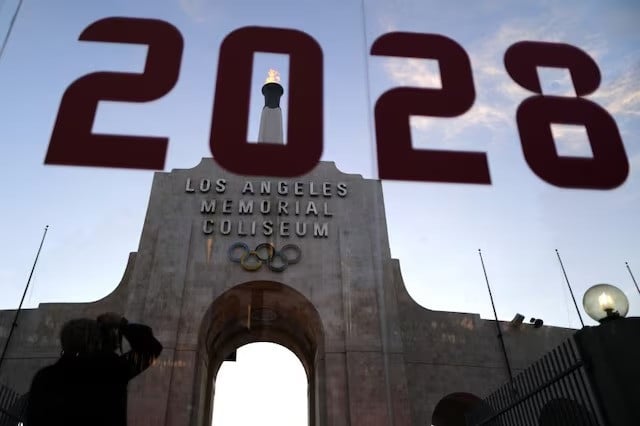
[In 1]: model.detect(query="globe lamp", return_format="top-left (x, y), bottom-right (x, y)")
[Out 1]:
top-left (582, 284), bottom-right (629, 323)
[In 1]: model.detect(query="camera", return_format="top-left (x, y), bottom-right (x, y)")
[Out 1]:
top-left (96, 313), bottom-right (126, 353)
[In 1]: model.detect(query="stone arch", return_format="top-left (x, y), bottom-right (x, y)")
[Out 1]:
top-left (432, 392), bottom-right (485, 426)
top-left (191, 280), bottom-right (326, 426)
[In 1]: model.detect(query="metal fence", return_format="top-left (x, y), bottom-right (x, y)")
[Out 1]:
top-left (466, 338), bottom-right (605, 426)
top-left (0, 383), bottom-right (26, 426)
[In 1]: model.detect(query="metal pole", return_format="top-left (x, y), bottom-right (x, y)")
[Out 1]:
top-left (554, 249), bottom-right (584, 328)
top-left (478, 249), bottom-right (514, 383)
top-left (625, 261), bottom-right (640, 296)
top-left (0, 225), bottom-right (49, 373)
top-left (0, 0), bottom-right (24, 62)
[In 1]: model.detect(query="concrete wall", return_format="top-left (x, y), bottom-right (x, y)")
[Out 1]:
top-left (390, 260), bottom-right (574, 425)
top-left (0, 159), bottom-right (575, 425)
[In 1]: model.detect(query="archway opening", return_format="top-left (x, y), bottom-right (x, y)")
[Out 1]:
top-left (211, 342), bottom-right (308, 426)
top-left (194, 280), bottom-right (325, 426)
top-left (432, 392), bottom-right (483, 426)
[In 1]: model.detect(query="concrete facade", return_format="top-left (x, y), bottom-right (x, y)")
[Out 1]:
top-left (0, 159), bottom-right (574, 425)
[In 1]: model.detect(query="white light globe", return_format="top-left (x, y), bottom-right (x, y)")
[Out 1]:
top-left (582, 283), bottom-right (629, 323)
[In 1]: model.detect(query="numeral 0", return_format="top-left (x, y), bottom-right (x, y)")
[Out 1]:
top-left (211, 27), bottom-right (322, 177)
top-left (45, 17), bottom-right (629, 189)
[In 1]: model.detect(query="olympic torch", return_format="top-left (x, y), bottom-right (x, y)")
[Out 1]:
top-left (258, 69), bottom-right (284, 144)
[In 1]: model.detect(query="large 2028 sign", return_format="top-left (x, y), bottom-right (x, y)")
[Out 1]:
top-left (44, 17), bottom-right (629, 190)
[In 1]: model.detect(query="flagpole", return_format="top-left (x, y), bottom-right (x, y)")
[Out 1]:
top-left (555, 249), bottom-right (584, 328)
top-left (625, 261), bottom-right (640, 296)
top-left (0, 0), bottom-right (24, 62)
top-left (0, 225), bottom-right (49, 373)
top-left (478, 249), bottom-right (513, 383)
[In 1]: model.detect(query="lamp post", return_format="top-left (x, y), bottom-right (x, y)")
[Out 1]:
top-left (574, 284), bottom-right (639, 426)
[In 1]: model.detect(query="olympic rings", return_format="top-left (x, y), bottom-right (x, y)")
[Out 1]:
top-left (227, 242), bottom-right (301, 272)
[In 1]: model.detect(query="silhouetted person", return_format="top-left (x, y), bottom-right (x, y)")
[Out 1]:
top-left (26, 313), bottom-right (162, 426)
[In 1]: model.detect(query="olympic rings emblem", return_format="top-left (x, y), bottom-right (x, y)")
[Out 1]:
top-left (227, 242), bottom-right (302, 272)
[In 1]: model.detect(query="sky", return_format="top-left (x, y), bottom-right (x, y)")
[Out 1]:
top-left (0, 0), bottom-right (638, 424)
top-left (212, 342), bottom-right (307, 426)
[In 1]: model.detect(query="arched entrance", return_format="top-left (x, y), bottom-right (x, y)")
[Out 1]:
top-left (432, 392), bottom-right (484, 426)
top-left (192, 281), bottom-right (325, 426)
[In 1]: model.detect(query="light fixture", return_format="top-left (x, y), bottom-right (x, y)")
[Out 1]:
top-left (510, 313), bottom-right (524, 327)
top-left (582, 283), bottom-right (629, 323)
top-left (529, 318), bottom-right (544, 328)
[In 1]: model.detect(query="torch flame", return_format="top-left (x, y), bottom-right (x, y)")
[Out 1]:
top-left (265, 69), bottom-right (281, 84)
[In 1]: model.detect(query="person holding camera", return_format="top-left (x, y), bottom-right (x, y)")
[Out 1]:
top-left (26, 313), bottom-right (162, 426)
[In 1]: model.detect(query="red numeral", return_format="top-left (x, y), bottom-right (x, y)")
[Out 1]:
top-left (210, 27), bottom-right (323, 177)
top-left (45, 17), bottom-right (183, 169)
top-left (370, 32), bottom-right (490, 184)
top-left (504, 41), bottom-right (628, 189)
top-left (45, 19), bottom-right (627, 190)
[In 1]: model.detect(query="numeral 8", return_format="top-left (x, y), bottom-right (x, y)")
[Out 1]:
top-left (504, 41), bottom-right (629, 189)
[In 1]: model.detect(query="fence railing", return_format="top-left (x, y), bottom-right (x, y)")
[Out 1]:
top-left (0, 383), bottom-right (26, 426)
top-left (466, 337), bottom-right (605, 426)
